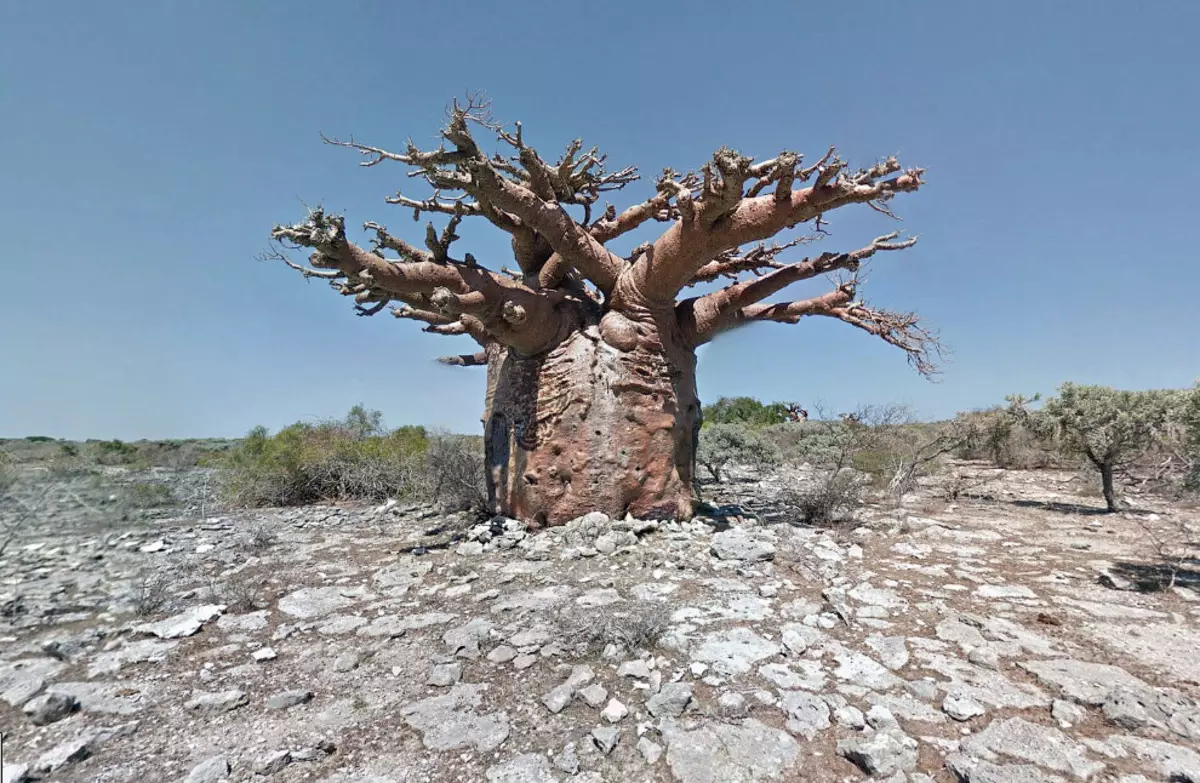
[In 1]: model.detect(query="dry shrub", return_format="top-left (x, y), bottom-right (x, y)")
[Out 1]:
top-left (783, 470), bottom-right (865, 527)
top-left (242, 522), bottom-right (278, 552)
top-left (222, 408), bottom-right (429, 506)
top-left (938, 468), bottom-right (1000, 501)
top-left (1132, 515), bottom-right (1200, 591)
top-left (221, 570), bottom-right (267, 611)
top-left (131, 572), bottom-right (173, 616)
top-left (422, 434), bottom-right (487, 513)
top-left (954, 406), bottom-right (1054, 469)
top-left (559, 601), bottom-right (669, 656)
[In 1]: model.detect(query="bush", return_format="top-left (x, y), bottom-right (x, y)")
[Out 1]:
top-left (783, 470), bottom-right (865, 527)
top-left (558, 601), bottom-right (669, 655)
top-left (1025, 384), bottom-right (1190, 512)
top-left (88, 439), bottom-right (143, 466)
top-left (953, 406), bottom-right (1054, 469)
top-left (422, 434), bottom-right (487, 513)
top-left (223, 408), bottom-right (430, 506)
top-left (703, 396), bottom-right (800, 428)
top-left (696, 422), bottom-right (780, 482)
top-left (768, 404), bottom-right (969, 511)
top-left (125, 482), bottom-right (175, 509)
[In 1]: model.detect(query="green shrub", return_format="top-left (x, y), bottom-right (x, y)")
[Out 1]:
top-left (88, 439), bottom-right (143, 466)
top-left (23, 436), bottom-right (55, 443)
top-left (953, 405), bottom-right (1054, 469)
top-left (1026, 383), bottom-right (1189, 512)
top-left (223, 408), bottom-right (430, 506)
top-left (765, 420), bottom-right (849, 465)
top-left (696, 422), bottom-right (780, 482)
top-left (125, 482), bottom-right (176, 509)
top-left (702, 397), bottom-right (800, 429)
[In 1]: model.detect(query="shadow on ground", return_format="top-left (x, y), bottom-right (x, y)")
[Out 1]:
top-left (1109, 558), bottom-right (1200, 592)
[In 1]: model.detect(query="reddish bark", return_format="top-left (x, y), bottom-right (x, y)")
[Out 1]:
top-left (269, 95), bottom-right (938, 525)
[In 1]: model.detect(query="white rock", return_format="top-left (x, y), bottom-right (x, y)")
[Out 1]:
top-left (136, 605), bottom-right (225, 640)
top-left (601, 698), bottom-right (629, 723)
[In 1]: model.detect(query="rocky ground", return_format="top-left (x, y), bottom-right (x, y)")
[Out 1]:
top-left (1, 463), bottom-right (1198, 782)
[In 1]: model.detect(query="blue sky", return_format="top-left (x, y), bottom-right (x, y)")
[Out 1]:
top-left (2, 1), bottom-right (1197, 439)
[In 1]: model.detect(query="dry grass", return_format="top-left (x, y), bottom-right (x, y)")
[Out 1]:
top-left (558, 601), bottom-right (670, 656)
top-left (242, 522), bottom-right (279, 552)
top-left (131, 572), bottom-right (173, 616)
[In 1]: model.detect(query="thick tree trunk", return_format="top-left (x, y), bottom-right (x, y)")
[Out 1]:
top-left (1099, 462), bottom-right (1117, 512)
top-left (482, 307), bottom-right (700, 528)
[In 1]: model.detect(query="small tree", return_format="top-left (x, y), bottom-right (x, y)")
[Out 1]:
top-left (344, 405), bottom-right (386, 439)
top-left (696, 423), bottom-right (780, 483)
top-left (1028, 384), bottom-right (1186, 512)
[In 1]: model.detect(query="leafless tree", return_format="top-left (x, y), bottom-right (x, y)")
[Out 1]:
top-left (269, 94), bottom-right (937, 526)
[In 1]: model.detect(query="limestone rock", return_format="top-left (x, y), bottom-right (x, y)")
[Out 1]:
top-left (184, 756), bottom-right (231, 783)
top-left (399, 683), bottom-right (510, 752)
top-left (661, 718), bottom-right (799, 783)
top-left (591, 726), bottom-right (620, 755)
top-left (710, 528), bottom-right (775, 562)
top-left (837, 729), bottom-right (919, 777)
top-left (960, 717), bottom-right (1105, 779)
top-left (486, 753), bottom-right (559, 782)
top-left (136, 604), bottom-right (225, 639)
top-left (22, 690), bottom-right (78, 725)
top-left (266, 689), bottom-right (313, 710)
top-left (646, 682), bottom-right (692, 718)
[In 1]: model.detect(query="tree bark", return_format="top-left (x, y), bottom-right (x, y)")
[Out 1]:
top-left (1099, 461), bottom-right (1118, 512)
top-left (482, 303), bottom-right (700, 528)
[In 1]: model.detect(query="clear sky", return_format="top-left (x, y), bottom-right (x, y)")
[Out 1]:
top-left (2, 1), bottom-right (1197, 439)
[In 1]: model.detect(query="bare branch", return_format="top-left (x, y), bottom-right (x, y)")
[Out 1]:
top-left (437, 351), bottom-right (489, 367)
top-left (698, 147), bottom-right (754, 224)
top-left (385, 191), bottom-right (481, 221)
top-left (363, 221), bottom-right (433, 264)
top-left (320, 133), bottom-right (469, 169)
top-left (734, 285), bottom-right (940, 377)
top-left (687, 235), bottom-right (815, 286)
top-left (681, 233), bottom-right (917, 341)
top-left (466, 161), bottom-right (623, 293)
top-left (817, 303), bottom-right (943, 377)
top-left (391, 304), bottom-right (455, 326)
top-left (631, 139), bottom-right (923, 302)
top-left (272, 207), bottom-right (573, 355)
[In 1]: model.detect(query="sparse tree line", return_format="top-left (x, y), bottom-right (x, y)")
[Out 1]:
top-left (0, 406), bottom-right (488, 549)
top-left (2, 382), bottom-right (1196, 540)
top-left (695, 382), bottom-right (1200, 521)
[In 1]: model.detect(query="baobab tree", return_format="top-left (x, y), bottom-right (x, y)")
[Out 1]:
top-left (270, 96), bottom-right (937, 526)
